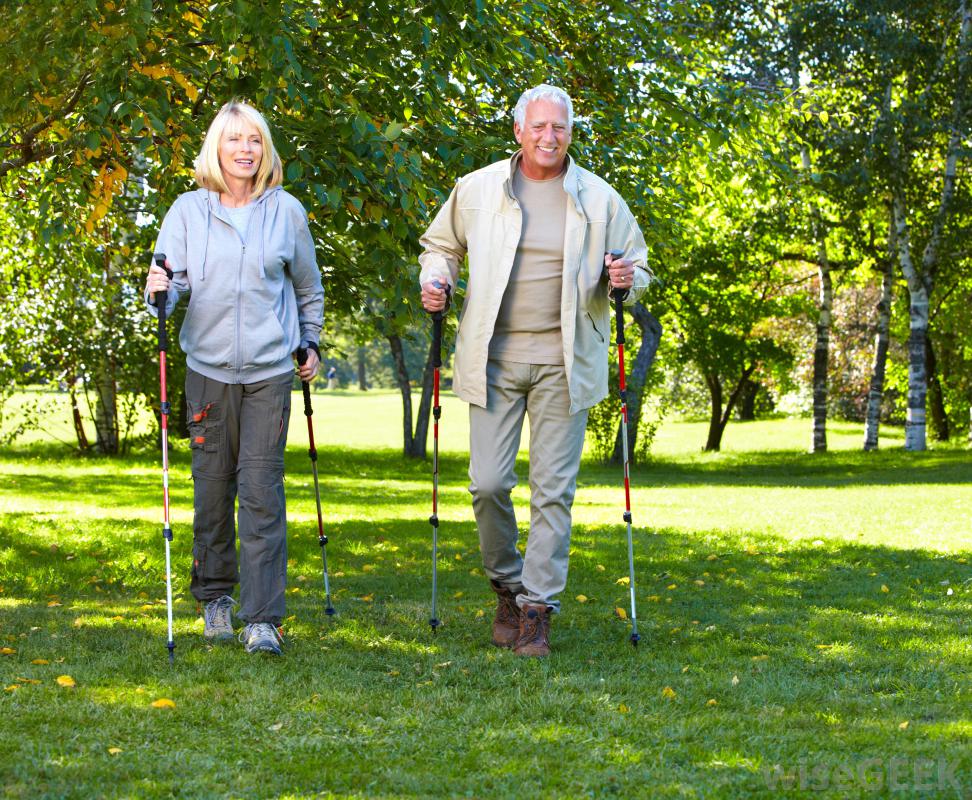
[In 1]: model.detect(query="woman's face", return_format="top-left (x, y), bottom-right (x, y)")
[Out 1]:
top-left (218, 120), bottom-right (263, 187)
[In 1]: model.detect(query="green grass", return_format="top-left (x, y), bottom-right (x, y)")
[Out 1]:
top-left (1, 391), bottom-right (971, 798)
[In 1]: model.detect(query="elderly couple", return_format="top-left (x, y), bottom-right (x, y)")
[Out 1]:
top-left (145, 84), bottom-right (652, 657)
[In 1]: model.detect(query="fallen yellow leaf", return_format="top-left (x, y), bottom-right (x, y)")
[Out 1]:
top-left (881, 585), bottom-right (890, 593)
top-left (694, 580), bottom-right (705, 587)
top-left (661, 686), bottom-right (676, 700)
top-left (108, 747), bottom-right (123, 755)
top-left (475, 609), bottom-right (485, 618)
top-left (706, 554), bottom-right (719, 561)
top-left (16, 678), bottom-right (40, 685)
top-left (151, 698), bottom-right (176, 709)
top-left (359, 594), bottom-right (374, 602)
top-left (618, 703), bottom-right (630, 713)
top-left (454, 553), bottom-right (462, 561)
top-left (575, 594), bottom-right (588, 603)
top-left (0, 647), bottom-right (15, 655)
top-left (899, 720), bottom-right (909, 730)
top-left (56, 675), bottom-right (76, 688)
top-left (615, 607), bottom-right (627, 620)
top-left (666, 584), bottom-right (677, 590)
top-left (616, 576), bottom-right (630, 586)
top-left (731, 675), bottom-right (740, 687)
top-left (47, 601), bottom-right (62, 607)
top-left (706, 698), bottom-right (718, 706)
top-left (452, 591), bottom-right (464, 599)
top-left (596, 564), bottom-right (606, 572)
top-left (4, 685), bottom-right (18, 692)
top-left (647, 595), bottom-right (660, 602)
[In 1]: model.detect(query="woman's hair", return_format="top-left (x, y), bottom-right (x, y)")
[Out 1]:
top-left (194, 101), bottom-right (283, 199)
top-left (513, 84), bottom-right (574, 130)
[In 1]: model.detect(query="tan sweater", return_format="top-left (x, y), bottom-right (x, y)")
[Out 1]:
top-left (488, 168), bottom-right (568, 365)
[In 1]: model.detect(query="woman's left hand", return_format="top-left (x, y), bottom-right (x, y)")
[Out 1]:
top-left (297, 348), bottom-right (320, 382)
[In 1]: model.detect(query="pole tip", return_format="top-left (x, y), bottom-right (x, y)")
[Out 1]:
top-left (629, 632), bottom-right (641, 647)
top-left (167, 641), bottom-right (175, 663)
top-left (429, 617), bottom-right (440, 633)
top-left (325, 605), bottom-right (336, 616)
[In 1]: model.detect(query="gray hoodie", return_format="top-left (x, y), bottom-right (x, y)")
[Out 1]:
top-left (146, 186), bottom-right (324, 384)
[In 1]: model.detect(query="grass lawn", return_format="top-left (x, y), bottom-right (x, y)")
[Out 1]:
top-left (1, 389), bottom-right (971, 798)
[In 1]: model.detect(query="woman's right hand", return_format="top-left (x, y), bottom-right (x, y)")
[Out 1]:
top-left (146, 260), bottom-right (172, 304)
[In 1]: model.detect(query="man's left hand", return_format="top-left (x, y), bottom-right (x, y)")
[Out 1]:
top-left (605, 253), bottom-right (636, 291)
top-left (297, 348), bottom-right (320, 382)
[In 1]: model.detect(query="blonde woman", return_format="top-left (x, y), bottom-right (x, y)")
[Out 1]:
top-left (146, 101), bottom-right (324, 655)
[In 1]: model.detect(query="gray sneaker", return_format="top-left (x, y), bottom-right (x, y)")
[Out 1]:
top-left (239, 622), bottom-right (283, 655)
top-left (203, 595), bottom-right (236, 641)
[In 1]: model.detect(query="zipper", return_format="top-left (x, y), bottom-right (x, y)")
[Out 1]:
top-left (236, 243), bottom-right (245, 381)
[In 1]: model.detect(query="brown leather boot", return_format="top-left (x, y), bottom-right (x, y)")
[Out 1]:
top-left (490, 580), bottom-right (521, 648)
top-left (514, 603), bottom-right (551, 657)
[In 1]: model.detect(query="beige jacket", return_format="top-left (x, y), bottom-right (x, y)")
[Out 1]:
top-left (419, 152), bottom-right (652, 414)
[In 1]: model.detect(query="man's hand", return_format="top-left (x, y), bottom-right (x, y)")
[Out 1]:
top-left (297, 348), bottom-right (320, 382)
top-left (146, 259), bottom-right (172, 304)
top-left (604, 253), bottom-right (635, 291)
top-left (421, 281), bottom-right (450, 313)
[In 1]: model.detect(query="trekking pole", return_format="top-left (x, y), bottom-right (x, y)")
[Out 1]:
top-left (152, 253), bottom-right (176, 664)
top-left (428, 280), bottom-right (450, 633)
top-left (296, 348), bottom-right (335, 616)
top-left (606, 249), bottom-right (640, 647)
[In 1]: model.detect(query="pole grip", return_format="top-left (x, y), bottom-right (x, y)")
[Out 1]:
top-left (604, 249), bottom-right (627, 344)
top-left (430, 281), bottom-right (451, 369)
top-left (296, 347), bottom-right (313, 417)
top-left (153, 253), bottom-right (172, 353)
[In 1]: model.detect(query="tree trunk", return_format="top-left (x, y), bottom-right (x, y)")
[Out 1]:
top-left (738, 379), bottom-right (758, 421)
top-left (406, 340), bottom-right (436, 459)
top-left (357, 346), bottom-right (368, 391)
top-left (926, 336), bottom-right (950, 441)
top-left (704, 373), bottom-right (724, 452)
top-left (892, 192), bottom-right (930, 451)
top-left (610, 303), bottom-right (662, 465)
top-left (704, 365), bottom-right (757, 452)
top-left (810, 266), bottom-right (832, 453)
top-left (93, 362), bottom-right (119, 455)
top-left (863, 212), bottom-right (894, 451)
top-left (388, 334), bottom-right (437, 459)
top-left (69, 380), bottom-right (89, 452)
top-left (387, 334), bottom-right (414, 456)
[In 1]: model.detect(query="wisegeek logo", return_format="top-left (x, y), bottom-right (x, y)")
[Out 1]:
top-left (761, 758), bottom-right (964, 793)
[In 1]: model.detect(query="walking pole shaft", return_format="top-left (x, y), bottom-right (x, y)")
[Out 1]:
top-left (154, 253), bottom-right (176, 664)
top-left (428, 281), bottom-right (450, 633)
top-left (297, 348), bottom-right (335, 616)
top-left (607, 250), bottom-right (640, 647)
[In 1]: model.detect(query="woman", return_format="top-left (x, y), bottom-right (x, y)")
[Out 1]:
top-left (146, 101), bottom-right (324, 655)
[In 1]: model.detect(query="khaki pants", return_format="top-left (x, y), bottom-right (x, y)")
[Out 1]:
top-left (468, 360), bottom-right (588, 612)
top-left (185, 368), bottom-right (292, 625)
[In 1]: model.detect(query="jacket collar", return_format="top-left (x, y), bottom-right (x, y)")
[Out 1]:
top-left (504, 151), bottom-right (581, 209)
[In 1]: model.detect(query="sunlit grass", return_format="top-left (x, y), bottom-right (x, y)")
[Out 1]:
top-left (1, 392), bottom-right (970, 798)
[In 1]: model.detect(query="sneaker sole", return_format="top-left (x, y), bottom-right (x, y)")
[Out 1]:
top-left (204, 630), bottom-right (236, 642)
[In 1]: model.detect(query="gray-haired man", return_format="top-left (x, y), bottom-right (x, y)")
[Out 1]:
top-left (419, 84), bottom-right (652, 656)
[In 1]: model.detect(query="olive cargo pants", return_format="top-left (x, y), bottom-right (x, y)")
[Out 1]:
top-left (186, 367), bottom-right (293, 625)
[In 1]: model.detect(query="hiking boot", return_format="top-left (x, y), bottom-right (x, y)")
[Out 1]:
top-left (202, 595), bottom-right (236, 641)
top-left (489, 580), bottom-right (521, 648)
top-left (239, 622), bottom-right (283, 655)
top-left (514, 603), bottom-right (552, 657)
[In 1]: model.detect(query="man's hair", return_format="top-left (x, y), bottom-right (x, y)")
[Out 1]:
top-left (194, 100), bottom-right (283, 199)
top-left (513, 84), bottom-right (574, 130)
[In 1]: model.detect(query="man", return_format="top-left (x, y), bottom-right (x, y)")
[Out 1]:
top-left (419, 84), bottom-right (652, 657)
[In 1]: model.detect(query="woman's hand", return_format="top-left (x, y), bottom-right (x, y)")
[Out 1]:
top-left (146, 259), bottom-right (172, 304)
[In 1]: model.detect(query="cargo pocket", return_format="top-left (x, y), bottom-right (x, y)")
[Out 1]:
top-left (188, 402), bottom-right (223, 453)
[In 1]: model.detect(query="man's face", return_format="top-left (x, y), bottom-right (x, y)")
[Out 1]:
top-left (514, 98), bottom-right (571, 180)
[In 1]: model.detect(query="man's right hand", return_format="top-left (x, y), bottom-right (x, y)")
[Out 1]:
top-left (146, 260), bottom-right (172, 304)
top-left (421, 281), bottom-right (449, 313)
